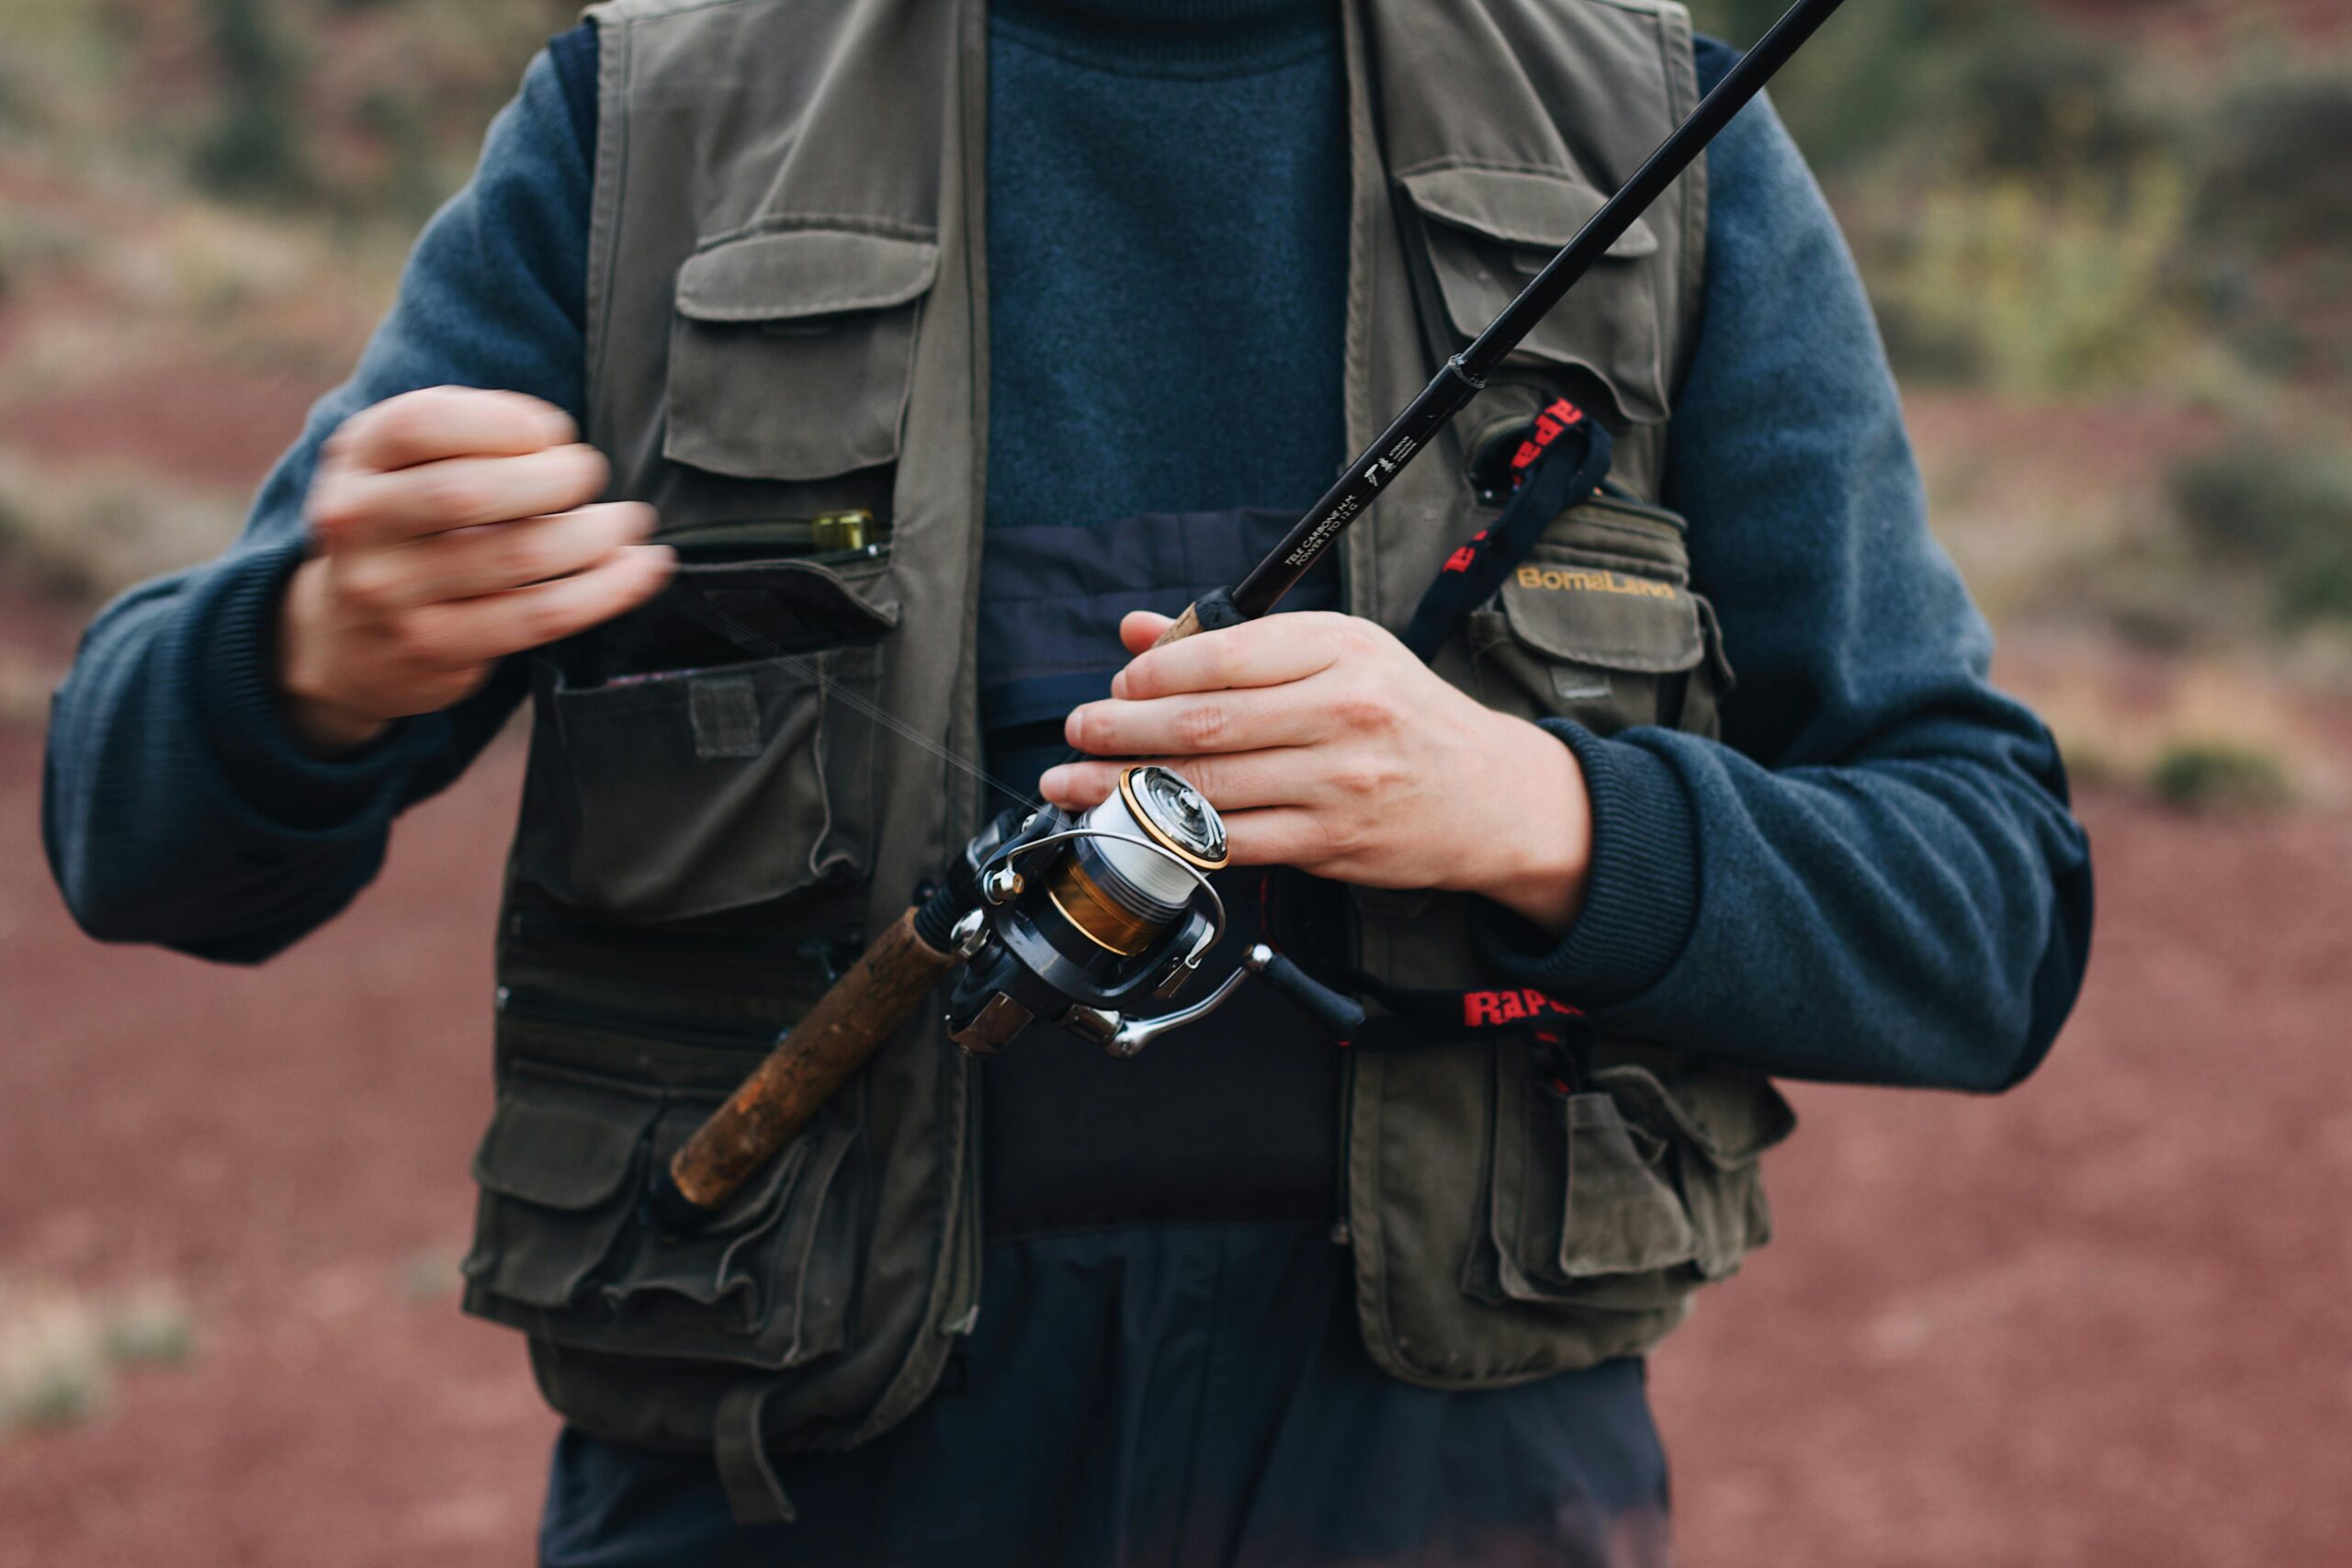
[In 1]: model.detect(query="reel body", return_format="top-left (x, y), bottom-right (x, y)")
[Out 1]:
top-left (943, 765), bottom-right (1360, 1057)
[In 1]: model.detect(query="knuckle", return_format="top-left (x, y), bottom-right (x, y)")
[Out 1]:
top-left (336, 559), bottom-right (394, 614)
top-left (384, 614), bottom-right (436, 666)
top-left (1176, 699), bottom-right (1228, 750)
top-left (1331, 758), bottom-right (1385, 799)
top-left (1331, 689), bottom-right (1395, 733)
top-left (373, 398), bottom-right (430, 453)
top-left (494, 532), bottom-right (552, 585)
top-left (305, 486), bottom-right (356, 536)
top-left (425, 470), bottom-right (485, 522)
top-left (1316, 813), bottom-right (1363, 860)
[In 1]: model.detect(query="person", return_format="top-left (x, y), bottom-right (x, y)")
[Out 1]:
top-left (41, 1), bottom-right (2094, 1562)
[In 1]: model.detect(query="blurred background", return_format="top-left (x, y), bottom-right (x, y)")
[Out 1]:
top-left (2, 0), bottom-right (2346, 1562)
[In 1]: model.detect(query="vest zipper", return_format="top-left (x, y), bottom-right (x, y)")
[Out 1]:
top-left (1331, 1046), bottom-right (1357, 1247)
top-left (493, 984), bottom-right (780, 1056)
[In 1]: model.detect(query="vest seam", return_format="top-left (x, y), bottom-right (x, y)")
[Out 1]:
top-left (582, 13), bottom-right (630, 454)
top-left (690, 214), bottom-right (942, 248)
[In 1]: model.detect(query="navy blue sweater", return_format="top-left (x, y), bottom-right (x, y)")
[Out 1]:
top-left (41, 4), bottom-right (2091, 1100)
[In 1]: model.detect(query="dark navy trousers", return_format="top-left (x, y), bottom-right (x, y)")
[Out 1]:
top-left (538, 1224), bottom-right (1669, 1568)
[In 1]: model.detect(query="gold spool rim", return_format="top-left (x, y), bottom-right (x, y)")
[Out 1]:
top-left (1117, 766), bottom-right (1230, 872)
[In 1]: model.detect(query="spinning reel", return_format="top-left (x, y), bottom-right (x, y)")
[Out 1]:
top-left (943, 765), bottom-right (1363, 1058)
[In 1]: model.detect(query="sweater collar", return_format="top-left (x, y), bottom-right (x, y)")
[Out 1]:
top-left (989, 0), bottom-right (1335, 74)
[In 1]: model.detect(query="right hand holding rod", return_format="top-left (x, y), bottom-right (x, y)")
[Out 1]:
top-left (276, 386), bottom-right (675, 756)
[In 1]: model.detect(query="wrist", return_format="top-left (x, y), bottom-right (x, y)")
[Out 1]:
top-left (275, 558), bottom-right (390, 758)
top-left (1464, 714), bottom-right (1591, 935)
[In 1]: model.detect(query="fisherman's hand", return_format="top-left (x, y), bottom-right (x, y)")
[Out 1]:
top-left (277, 388), bottom-right (674, 755)
top-left (1042, 610), bottom-right (1593, 934)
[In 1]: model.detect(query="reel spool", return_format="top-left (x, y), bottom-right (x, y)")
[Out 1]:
top-left (944, 764), bottom-right (1361, 1057)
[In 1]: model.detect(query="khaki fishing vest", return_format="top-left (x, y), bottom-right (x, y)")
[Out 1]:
top-left (460, 0), bottom-right (1793, 1514)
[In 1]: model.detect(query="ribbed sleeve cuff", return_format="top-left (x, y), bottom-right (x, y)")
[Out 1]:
top-left (1474, 722), bottom-right (1702, 1007)
top-left (190, 537), bottom-right (447, 836)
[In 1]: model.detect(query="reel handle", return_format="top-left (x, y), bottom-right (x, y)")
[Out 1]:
top-left (1249, 946), bottom-right (1366, 1043)
top-left (655, 905), bottom-right (957, 1222)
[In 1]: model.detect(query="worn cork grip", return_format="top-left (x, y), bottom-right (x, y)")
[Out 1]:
top-left (1152, 586), bottom-right (1249, 649)
top-left (1152, 604), bottom-right (1207, 648)
top-left (667, 907), bottom-right (956, 1213)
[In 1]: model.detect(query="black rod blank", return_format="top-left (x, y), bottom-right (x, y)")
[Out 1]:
top-left (1221, 0), bottom-right (1850, 624)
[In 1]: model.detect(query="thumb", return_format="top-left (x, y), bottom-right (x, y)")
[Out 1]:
top-left (1118, 610), bottom-right (1174, 655)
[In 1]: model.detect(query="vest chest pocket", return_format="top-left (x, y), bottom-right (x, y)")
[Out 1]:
top-left (517, 555), bottom-right (898, 922)
top-left (1468, 496), bottom-right (1732, 739)
top-left (665, 225), bottom-right (939, 482)
top-left (1397, 164), bottom-right (1669, 427)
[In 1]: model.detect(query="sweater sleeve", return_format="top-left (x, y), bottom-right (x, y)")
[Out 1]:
top-left (1475, 76), bottom-right (2094, 1092)
top-left (41, 39), bottom-right (595, 964)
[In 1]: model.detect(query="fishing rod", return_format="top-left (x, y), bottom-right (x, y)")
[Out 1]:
top-left (653, 0), bottom-right (1852, 1224)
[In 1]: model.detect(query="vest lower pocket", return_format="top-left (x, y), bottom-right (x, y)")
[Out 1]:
top-left (461, 1055), bottom-right (862, 1373)
top-left (1471, 1046), bottom-right (1794, 1315)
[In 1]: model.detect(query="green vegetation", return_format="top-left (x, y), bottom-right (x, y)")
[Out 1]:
top-left (2147, 739), bottom-right (2295, 811)
top-left (0, 458), bottom-right (245, 605)
top-left (0, 1278), bottom-right (198, 1438)
top-left (0, 0), bottom-right (578, 225)
top-left (192, 0), bottom-right (311, 202)
top-left (1693, 0), bottom-right (2352, 678)
top-left (2171, 440), bottom-right (2352, 630)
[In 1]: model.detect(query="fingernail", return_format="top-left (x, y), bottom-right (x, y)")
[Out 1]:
top-left (1110, 671), bottom-right (1128, 699)
top-left (1039, 765), bottom-right (1069, 798)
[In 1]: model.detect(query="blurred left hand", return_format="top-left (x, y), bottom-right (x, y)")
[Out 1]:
top-left (1041, 610), bottom-right (1593, 934)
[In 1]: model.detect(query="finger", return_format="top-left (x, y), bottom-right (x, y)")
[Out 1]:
top-left (390, 502), bottom-right (656, 607)
top-left (1041, 750), bottom-right (1313, 815)
top-left (1037, 759), bottom-right (1116, 811)
top-left (334, 388), bottom-right (577, 473)
top-left (316, 446), bottom-right (610, 550)
top-left (1117, 611), bottom-right (1175, 656)
top-left (1110, 611), bottom-right (1351, 701)
top-left (1217, 807), bottom-right (1344, 871)
top-left (400, 544), bottom-right (675, 668)
top-left (1065, 681), bottom-right (1334, 759)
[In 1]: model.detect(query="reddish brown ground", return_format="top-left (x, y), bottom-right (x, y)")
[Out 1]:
top-left (3, 716), bottom-right (2347, 1567)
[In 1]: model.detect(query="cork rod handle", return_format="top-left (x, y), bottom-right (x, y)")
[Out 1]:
top-left (664, 907), bottom-right (957, 1213)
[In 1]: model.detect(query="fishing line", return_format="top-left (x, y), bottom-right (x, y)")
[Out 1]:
top-left (649, 581), bottom-right (1043, 809)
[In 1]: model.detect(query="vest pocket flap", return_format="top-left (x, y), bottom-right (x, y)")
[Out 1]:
top-left (666, 228), bottom-right (937, 482)
top-left (471, 1075), bottom-right (658, 1211)
top-left (1397, 165), bottom-right (1657, 257)
top-left (1496, 559), bottom-right (1702, 674)
top-left (1397, 164), bottom-right (1668, 424)
top-left (1487, 1067), bottom-right (1701, 1303)
top-left (674, 229), bottom-right (941, 323)
top-left (1595, 1064), bottom-right (1797, 1171)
